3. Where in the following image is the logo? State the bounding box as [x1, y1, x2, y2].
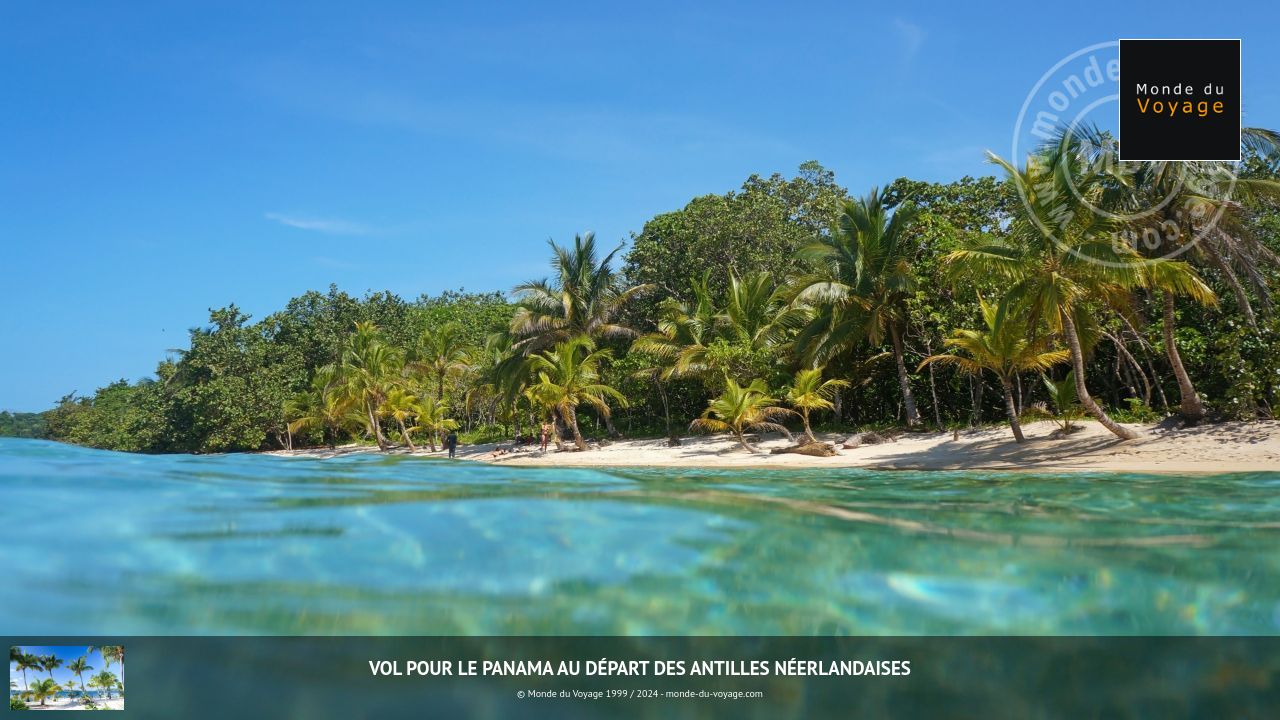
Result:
[1011, 41, 1240, 266]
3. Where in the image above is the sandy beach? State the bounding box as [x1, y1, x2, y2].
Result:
[24, 697, 123, 711]
[269, 419, 1280, 473]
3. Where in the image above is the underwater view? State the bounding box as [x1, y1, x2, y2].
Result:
[2, 438, 1278, 636]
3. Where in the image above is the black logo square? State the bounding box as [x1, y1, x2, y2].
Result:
[1119, 39, 1240, 161]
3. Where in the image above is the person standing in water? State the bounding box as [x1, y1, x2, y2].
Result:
[446, 429, 458, 459]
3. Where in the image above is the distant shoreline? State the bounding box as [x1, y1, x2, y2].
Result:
[265, 419, 1280, 474]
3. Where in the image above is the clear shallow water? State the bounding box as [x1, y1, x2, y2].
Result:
[1, 438, 1278, 636]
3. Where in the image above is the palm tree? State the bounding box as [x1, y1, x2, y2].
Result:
[785, 368, 850, 443]
[339, 322, 403, 451]
[67, 657, 92, 701]
[1060, 125, 1231, 422]
[1042, 371, 1084, 432]
[381, 387, 422, 451]
[409, 322, 473, 403]
[40, 653, 62, 680]
[101, 646, 122, 695]
[88, 671, 117, 701]
[635, 270, 806, 387]
[285, 365, 360, 449]
[919, 297, 1070, 442]
[413, 397, 458, 452]
[14, 651, 40, 694]
[691, 378, 796, 453]
[947, 146, 1148, 440]
[510, 232, 650, 352]
[526, 336, 628, 451]
[794, 188, 924, 425]
[26, 678, 60, 707]
[1144, 260, 1218, 422]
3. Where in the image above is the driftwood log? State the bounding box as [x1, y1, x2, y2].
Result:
[841, 431, 896, 449]
[770, 442, 839, 457]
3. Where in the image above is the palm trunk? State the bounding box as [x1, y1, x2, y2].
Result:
[1163, 291, 1205, 422]
[565, 405, 588, 451]
[1001, 378, 1025, 442]
[1061, 311, 1141, 440]
[396, 419, 416, 451]
[802, 409, 815, 444]
[1202, 236, 1259, 329]
[367, 404, 390, 451]
[889, 323, 921, 426]
[657, 379, 673, 439]
[735, 429, 759, 453]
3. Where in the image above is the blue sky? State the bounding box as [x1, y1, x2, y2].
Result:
[9, 646, 119, 691]
[2, 1, 1279, 411]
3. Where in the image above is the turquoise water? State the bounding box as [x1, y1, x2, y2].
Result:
[1, 438, 1278, 635]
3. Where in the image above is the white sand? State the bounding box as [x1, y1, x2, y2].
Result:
[269, 419, 1280, 473]
[26, 696, 123, 711]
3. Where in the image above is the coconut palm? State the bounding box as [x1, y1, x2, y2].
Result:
[14, 651, 40, 693]
[88, 671, 117, 701]
[40, 653, 61, 680]
[691, 378, 796, 453]
[338, 322, 403, 450]
[919, 297, 1070, 442]
[526, 336, 628, 451]
[409, 322, 474, 403]
[66, 657, 92, 700]
[1145, 260, 1218, 422]
[26, 678, 60, 707]
[381, 386, 422, 451]
[947, 145, 1148, 440]
[1042, 371, 1084, 432]
[415, 396, 458, 453]
[793, 188, 924, 425]
[632, 270, 720, 380]
[510, 232, 649, 352]
[785, 368, 850, 443]
[1055, 125, 1231, 422]
[285, 365, 360, 449]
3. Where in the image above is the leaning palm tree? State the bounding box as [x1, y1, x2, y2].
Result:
[691, 378, 797, 453]
[1058, 125, 1230, 422]
[947, 145, 1148, 440]
[793, 188, 924, 425]
[26, 678, 60, 707]
[785, 368, 850, 443]
[1144, 259, 1218, 422]
[510, 232, 650, 352]
[526, 336, 629, 451]
[66, 656, 92, 701]
[919, 297, 1070, 442]
[381, 387, 423, 451]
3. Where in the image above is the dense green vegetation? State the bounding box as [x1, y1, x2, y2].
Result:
[0, 411, 45, 439]
[17, 133, 1280, 453]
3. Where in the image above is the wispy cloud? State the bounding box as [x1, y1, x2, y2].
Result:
[893, 18, 925, 62]
[265, 212, 372, 235]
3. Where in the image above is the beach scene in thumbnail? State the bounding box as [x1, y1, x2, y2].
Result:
[9, 646, 123, 711]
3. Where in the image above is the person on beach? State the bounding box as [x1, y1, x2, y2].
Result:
[446, 429, 458, 459]
[540, 421, 551, 451]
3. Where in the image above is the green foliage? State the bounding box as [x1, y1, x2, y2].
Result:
[623, 162, 846, 316]
[33, 153, 1280, 453]
[0, 411, 46, 438]
[11, 695, 28, 710]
